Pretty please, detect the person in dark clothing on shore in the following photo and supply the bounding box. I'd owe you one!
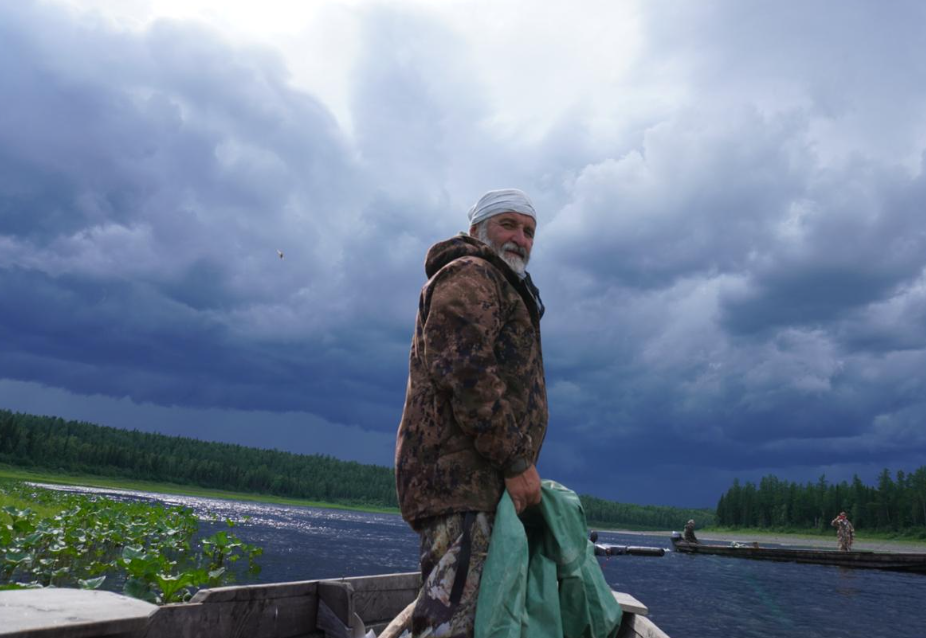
[590,530,611,557]
[831,512,855,551]
[684,519,699,543]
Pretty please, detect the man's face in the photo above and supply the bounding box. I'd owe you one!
[471,212,536,275]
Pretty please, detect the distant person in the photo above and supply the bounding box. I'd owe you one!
[590,530,610,557]
[684,519,699,543]
[394,189,548,637]
[831,512,855,551]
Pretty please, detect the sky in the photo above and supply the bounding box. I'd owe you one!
[2,0,926,508]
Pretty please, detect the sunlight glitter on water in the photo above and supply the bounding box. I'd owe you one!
[31,482,390,521]
[28,481,421,588]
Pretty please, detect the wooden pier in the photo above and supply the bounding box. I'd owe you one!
[671,535,926,574]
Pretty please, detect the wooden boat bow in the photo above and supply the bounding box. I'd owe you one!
[0,572,671,638]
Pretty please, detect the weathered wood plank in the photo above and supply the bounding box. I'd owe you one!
[375,600,416,638]
[612,591,648,616]
[190,580,318,604]
[0,573,671,638]
[314,573,419,629]
[144,594,315,638]
[352,587,418,624]
[0,589,156,638]
[329,573,420,593]
[617,614,671,638]
[317,582,353,626]
[315,600,350,638]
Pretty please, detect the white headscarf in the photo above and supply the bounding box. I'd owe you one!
[467,189,537,227]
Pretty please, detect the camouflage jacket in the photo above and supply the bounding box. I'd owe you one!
[395,234,548,529]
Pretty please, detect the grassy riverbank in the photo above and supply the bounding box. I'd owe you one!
[0,464,399,515]
[704,525,926,543]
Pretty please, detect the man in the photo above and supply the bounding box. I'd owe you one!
[394,188,548,637]
[684,519,699,543]
[589,530,612,558]
[831,511,855,551]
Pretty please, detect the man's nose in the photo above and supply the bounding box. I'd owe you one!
[511,228,530,246]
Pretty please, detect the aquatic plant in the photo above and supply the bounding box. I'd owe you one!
[0,480,262,603]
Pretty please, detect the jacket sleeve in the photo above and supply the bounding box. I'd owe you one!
[422,259,531,471]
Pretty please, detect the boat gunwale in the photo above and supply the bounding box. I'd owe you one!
[0,571,671,638]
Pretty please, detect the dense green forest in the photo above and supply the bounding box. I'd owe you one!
[0,409,396,507]
[0,409,704,530]
[716,471,926,536]
[582,494,714,530]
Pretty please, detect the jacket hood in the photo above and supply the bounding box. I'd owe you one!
[424,233,543,325]
[424,233,516,280]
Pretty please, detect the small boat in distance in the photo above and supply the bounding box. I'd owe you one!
[0,571,671,638]
[595,543,666,557]
[670,532,926,574]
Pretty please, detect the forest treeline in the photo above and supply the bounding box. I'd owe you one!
[1,410,397,507]
[717,471,926,536]
[582,494,715,530]
[1,409,703,529]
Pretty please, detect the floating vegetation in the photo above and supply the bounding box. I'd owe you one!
[0,479,262,604]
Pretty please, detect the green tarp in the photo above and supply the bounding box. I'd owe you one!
[475,481,623,638]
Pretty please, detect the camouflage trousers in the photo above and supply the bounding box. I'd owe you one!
[837,531,853,551]
[405,511,495,638]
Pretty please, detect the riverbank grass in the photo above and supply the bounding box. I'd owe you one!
[703,525,926,545]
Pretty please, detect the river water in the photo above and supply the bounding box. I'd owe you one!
[38,484,926,638]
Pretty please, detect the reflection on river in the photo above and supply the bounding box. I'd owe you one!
[36,484,926,638]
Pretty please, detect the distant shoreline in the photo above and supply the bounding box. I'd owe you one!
[7,465,925,553]
[0,464,400,515]
[606,528,926,553]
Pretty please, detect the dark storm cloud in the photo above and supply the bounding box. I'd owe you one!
[720,161,926,336]
[545,108,809,288]
[0,2,414,430]
[529,0,926,504]
[2,0,926,508]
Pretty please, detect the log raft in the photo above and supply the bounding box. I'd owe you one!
[0,572,670,638]
[671,534,926,574]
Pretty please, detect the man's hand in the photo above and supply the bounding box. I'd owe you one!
[504,463,541,514]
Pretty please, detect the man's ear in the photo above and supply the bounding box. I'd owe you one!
[469,225,478,236]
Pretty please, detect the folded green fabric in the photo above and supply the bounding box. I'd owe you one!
[475,481,622,638]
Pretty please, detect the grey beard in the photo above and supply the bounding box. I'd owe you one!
[474,225,529,276]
